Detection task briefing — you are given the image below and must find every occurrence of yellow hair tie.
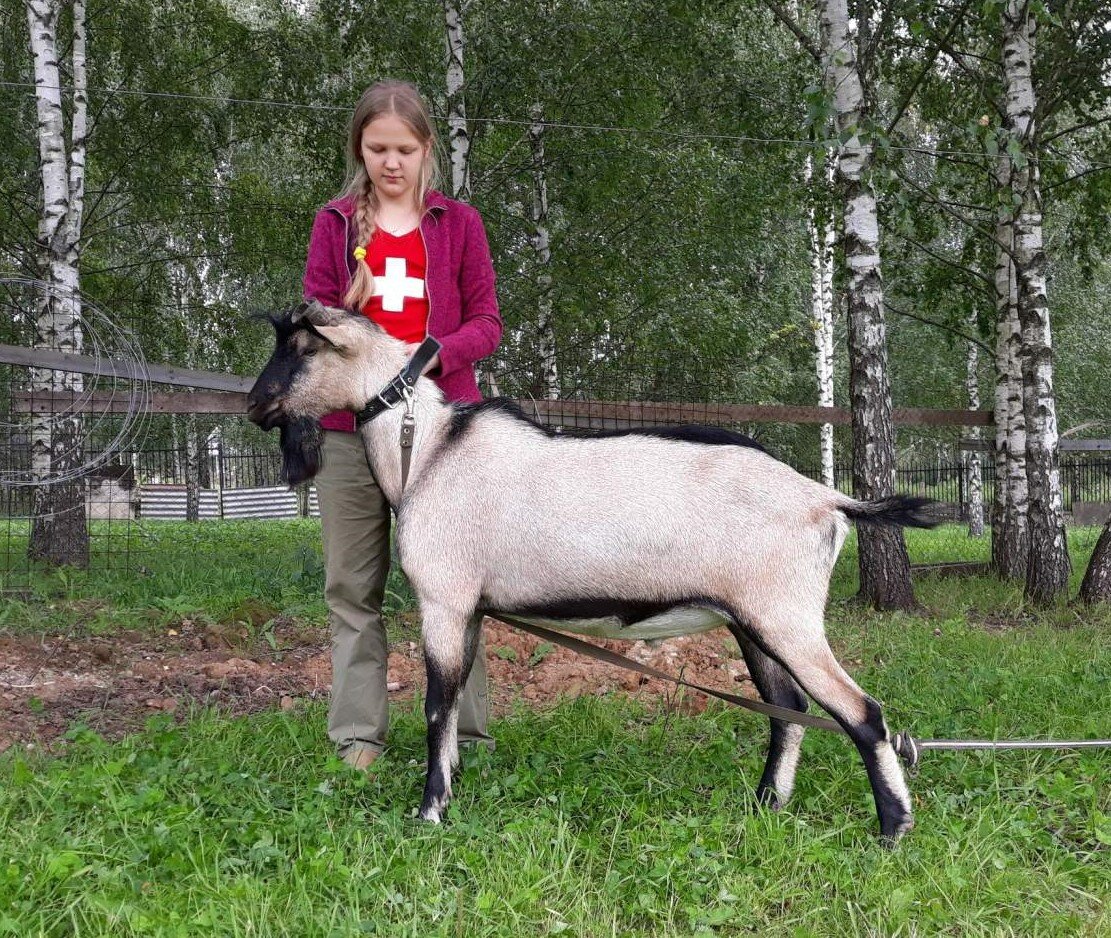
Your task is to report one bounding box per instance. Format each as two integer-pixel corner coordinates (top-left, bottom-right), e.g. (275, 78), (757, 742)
(353, 246), (367, 262)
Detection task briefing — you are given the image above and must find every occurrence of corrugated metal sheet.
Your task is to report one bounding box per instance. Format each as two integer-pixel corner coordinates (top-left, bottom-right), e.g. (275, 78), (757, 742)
(138, 485), (320, 520)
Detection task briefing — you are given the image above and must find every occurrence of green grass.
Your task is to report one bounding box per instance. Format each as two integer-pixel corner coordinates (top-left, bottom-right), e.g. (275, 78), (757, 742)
(0, 525), (1109, 935)
(0, 520), (414, 636)
(1, 520), (1104, 636)
(0, 651), (1108, 936)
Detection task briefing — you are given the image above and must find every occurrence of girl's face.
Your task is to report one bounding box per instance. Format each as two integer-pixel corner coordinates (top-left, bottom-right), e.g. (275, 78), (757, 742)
(360, 113), (430, 205)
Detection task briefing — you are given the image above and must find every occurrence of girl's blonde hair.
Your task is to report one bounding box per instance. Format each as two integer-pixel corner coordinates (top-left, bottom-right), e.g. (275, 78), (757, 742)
(341, 80), (442, 310)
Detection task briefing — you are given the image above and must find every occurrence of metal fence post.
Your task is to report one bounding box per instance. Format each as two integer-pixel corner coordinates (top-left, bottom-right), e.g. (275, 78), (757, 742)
(215, 441), (225, 520)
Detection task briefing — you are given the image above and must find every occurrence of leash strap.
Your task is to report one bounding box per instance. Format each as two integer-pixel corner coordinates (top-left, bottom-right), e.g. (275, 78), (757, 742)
(489, 613), (1111, 771)
(355, 336), (442, 428)
(891, 733), (1111, 771)
(489, 612), (847, 734)
(399, 396), (416, 493)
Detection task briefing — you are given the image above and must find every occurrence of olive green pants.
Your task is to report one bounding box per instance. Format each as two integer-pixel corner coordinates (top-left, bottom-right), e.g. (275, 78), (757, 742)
(315, 430), (491, 757)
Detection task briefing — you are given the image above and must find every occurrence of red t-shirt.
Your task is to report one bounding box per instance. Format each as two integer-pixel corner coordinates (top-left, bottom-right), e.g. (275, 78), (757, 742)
(361, 227), (429, 344)
(318, 226), (431, 431)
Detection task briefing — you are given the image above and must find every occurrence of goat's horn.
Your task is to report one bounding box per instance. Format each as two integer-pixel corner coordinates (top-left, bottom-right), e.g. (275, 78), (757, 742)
(303, 299), (328, 323)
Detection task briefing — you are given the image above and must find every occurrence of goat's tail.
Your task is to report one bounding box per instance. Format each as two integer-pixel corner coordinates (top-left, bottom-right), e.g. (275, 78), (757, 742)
(838, 495), (940, 529)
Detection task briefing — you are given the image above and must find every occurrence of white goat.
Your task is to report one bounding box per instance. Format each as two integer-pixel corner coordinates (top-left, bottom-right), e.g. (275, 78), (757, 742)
(248, 301), (936, 840)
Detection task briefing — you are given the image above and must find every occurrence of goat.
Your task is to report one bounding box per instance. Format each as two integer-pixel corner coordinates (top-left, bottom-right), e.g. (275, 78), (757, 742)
(248, 301), (937, 841)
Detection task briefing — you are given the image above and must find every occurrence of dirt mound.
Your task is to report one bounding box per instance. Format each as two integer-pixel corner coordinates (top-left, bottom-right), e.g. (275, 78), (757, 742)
(0, 616), (754, 754)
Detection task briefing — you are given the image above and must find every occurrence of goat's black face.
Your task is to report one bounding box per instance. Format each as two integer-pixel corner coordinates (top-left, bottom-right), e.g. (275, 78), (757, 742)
(248, 306), (313, 431)
(248, 302), (342, 483)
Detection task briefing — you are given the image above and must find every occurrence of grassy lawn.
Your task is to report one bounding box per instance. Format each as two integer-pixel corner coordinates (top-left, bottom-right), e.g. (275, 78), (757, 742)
(0, 524), (1109, 935)
(0, 520), (413, 638)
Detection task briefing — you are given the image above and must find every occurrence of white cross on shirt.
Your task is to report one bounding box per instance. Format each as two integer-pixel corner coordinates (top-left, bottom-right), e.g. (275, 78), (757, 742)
(373, 257), (425, 312)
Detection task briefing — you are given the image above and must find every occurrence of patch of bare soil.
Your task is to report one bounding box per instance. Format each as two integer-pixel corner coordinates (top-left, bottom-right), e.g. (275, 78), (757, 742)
(0, 617), (753, 755)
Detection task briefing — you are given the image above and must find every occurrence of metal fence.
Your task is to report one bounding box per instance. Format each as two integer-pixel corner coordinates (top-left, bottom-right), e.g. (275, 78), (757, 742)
(68, 447), (1111, 524)
(6, 446), (1111, 524)
(4, 433), (1111, 590)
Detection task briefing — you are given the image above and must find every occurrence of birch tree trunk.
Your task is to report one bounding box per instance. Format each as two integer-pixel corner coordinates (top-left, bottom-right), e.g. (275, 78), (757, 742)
(26, 0), (89, 568)
(1003, 0), (1071, 603)
(820, 0), (915, 610)
(529, 103), (559, 399)
(806, 153), (836, 487)
(442, 0), (471, 202)
(172, 415), (184, 484)
(184, 416), (201, 522)
(1078, 516), (1111, 605)
(991, 180), (1028, 576)
(964, 313), (985, 537)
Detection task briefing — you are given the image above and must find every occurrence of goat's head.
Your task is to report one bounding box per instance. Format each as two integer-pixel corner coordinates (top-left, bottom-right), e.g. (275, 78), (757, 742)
(248, 300), (371, 484)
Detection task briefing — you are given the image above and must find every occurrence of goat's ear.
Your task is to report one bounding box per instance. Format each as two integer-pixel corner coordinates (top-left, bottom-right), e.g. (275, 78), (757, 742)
(310, 323), (351, 351)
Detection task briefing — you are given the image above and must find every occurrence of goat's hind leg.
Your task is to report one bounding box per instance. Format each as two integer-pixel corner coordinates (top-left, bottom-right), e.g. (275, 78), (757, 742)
(418, 602), (482, 823)
(740, 612), (913, 842)
(730, 630), (808, 810)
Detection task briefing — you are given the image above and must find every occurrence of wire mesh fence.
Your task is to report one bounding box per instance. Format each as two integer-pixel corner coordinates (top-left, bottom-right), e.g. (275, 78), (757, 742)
(6, 430), (1111, 590)
(3, 275), (1110, 591)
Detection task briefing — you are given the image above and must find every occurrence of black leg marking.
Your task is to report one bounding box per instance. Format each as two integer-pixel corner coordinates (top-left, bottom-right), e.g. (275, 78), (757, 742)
(730, 628), (809, 810)
(418, 610), (484, 823)
(419, 652), (459, 822)
(852, 697), (915, 843)
(726, 610), (914, 841)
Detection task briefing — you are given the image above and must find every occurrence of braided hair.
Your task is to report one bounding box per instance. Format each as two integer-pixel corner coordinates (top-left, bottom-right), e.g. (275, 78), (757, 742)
(339, 80), (442, 310)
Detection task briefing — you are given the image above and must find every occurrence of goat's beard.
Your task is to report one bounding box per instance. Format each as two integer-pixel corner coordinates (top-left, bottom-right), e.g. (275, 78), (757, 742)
(278, 416), (323, 485)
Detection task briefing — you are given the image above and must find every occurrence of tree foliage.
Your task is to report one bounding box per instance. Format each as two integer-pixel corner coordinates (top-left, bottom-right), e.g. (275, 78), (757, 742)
(1, 0), (1109, 478)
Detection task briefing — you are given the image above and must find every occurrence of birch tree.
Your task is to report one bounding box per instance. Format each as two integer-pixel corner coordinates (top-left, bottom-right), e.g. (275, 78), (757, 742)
(26, 0), (89, 567)
(884, 0), (1111, 588)
(806, 152), (836, 486)
(166, 225), (225, 522)
(528, 102), (559, 398)
(992, 170), (1029, 576)
(1002, 0), (1071, 603)
(820, 0), (915, 609)
(1078, 516), (1111, 605)
(442, 0), (471, 202)
(964, 313), (985, 537)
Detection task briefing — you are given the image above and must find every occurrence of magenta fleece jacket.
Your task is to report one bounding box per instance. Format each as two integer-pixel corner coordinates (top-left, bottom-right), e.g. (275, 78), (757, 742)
(302, 189), (502, 430)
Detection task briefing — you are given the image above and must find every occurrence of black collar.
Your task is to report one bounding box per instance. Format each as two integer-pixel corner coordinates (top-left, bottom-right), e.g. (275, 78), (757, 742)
(355, 336), (442, 428)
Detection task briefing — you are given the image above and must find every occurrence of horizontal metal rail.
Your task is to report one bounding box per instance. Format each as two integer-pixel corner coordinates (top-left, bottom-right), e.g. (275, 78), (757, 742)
(2, 343), (996, 426)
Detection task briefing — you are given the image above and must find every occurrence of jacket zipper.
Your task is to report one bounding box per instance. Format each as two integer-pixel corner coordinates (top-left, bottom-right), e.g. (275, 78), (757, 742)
(418, 205), (434, 344)
(327, 205), (355, 284)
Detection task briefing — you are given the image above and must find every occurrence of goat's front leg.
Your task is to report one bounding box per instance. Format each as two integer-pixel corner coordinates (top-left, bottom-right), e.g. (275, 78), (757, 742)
(418, 603), (481, 823)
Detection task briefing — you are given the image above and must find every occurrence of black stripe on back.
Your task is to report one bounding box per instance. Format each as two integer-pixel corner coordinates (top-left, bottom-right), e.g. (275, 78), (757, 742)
(446, 398), (768, 454)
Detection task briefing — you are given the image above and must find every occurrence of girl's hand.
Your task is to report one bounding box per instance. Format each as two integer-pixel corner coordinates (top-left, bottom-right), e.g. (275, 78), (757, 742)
(421, 352), (440, 376)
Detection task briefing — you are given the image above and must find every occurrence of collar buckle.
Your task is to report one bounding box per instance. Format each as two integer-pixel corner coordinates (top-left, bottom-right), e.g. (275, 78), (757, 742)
(355, 336), (441, 429)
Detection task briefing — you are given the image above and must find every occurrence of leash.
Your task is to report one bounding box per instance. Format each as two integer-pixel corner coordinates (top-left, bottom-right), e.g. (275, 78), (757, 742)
(489, 613), (1111, 771)
(355, 335), (442, 493)
(491, 613), (847, 734)
(889, 734), (1111, 770)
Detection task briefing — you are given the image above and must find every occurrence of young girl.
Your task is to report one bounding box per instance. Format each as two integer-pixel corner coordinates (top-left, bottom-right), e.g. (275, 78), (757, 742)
(303, 80), (502, 769)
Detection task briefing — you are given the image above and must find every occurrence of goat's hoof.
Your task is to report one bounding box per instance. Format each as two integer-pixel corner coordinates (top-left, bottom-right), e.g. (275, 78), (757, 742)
(418, 795), (450, 824)
(879, 815), (914, 848)
(754, 787), (785, 812)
